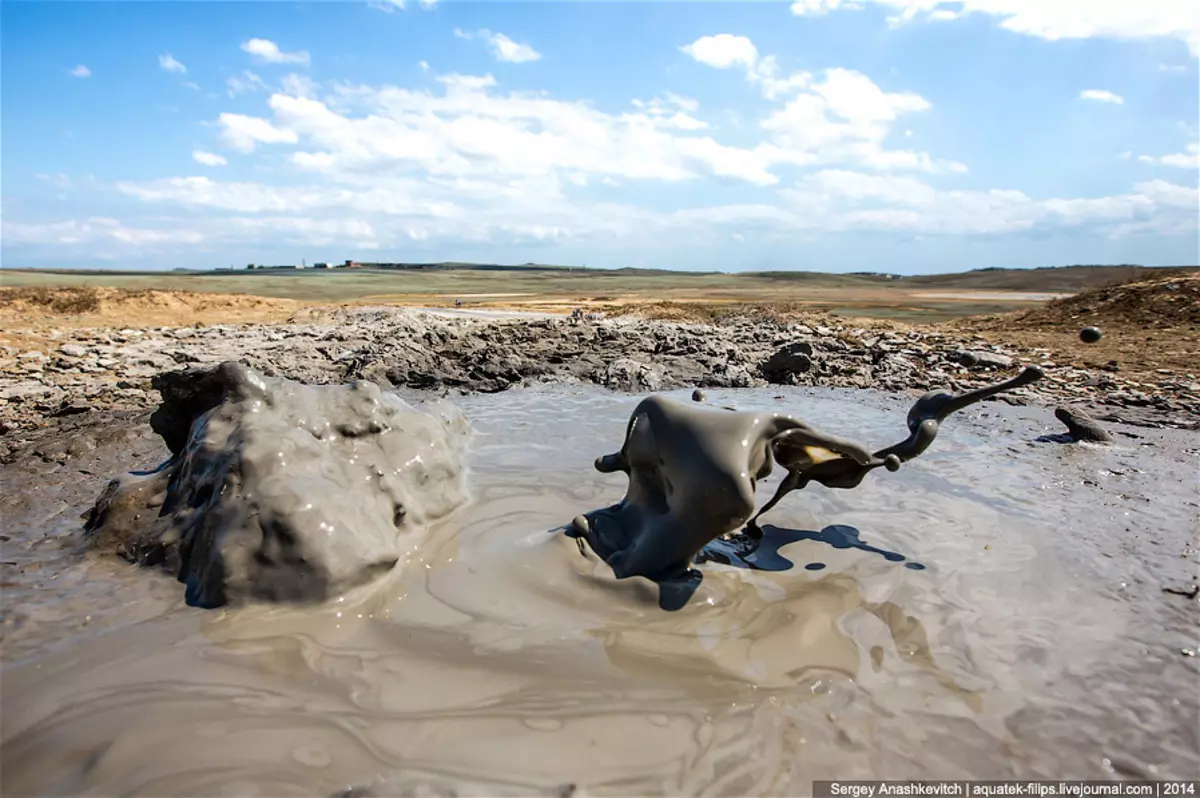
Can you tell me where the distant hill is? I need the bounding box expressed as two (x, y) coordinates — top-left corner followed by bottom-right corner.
(896, 264), (1199, 292)
(744, 264), (1199, 292)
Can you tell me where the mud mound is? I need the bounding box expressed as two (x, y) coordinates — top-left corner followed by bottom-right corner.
(84, 361), (472, 608)
(0, 286), (307, 330)
(956, 274), (1200, 333)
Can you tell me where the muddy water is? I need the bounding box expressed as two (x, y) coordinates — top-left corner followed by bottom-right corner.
(2, 385), (1197, 796)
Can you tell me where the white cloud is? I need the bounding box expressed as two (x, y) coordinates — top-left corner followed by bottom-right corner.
(159, 53), (187, 74)
(2, 217), (204, 247)
(26, 52), (1194, 260)
(456, 28), (542, 63)
(227, 70), (268, 97)
(779, 169), (1199, 237)
(1137, 140), (1200, 168)
(1080, 89), (1124, 104)
(789, 0), (862, 14)
(370, 0), (405, 10)
(183, 81), (201, 90)
(192, 150), (228, 167)
(241, 38), (310, 66)
(217, 112), (299, 152)
(789, 0), (1200, 57)
(683, 36), (960, 173)
(419, 60), (430, 72)
(488, 32), (542, 63)
(68, 64), (91, 78)
(681, 34), (759, 70)
(435, 73), (498, 91)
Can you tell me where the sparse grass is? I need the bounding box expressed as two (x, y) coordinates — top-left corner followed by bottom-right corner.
(0, 286), (104, 314)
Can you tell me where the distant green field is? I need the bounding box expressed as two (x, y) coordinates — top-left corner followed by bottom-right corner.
(0, 267), (870, 302)
(2, 263), (1196, 323)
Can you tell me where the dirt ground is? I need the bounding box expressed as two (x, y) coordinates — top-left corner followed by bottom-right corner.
(0, 286), (329, 349)
(2, 275), (1196, 386)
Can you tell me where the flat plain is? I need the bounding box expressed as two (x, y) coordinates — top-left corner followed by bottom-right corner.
(3, 263), (1193, 324)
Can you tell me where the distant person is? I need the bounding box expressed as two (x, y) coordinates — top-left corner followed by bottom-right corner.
(455, 299), (463, 308)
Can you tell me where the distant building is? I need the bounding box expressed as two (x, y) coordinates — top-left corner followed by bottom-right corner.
(314, 262), (332, 269)
(344, 260), (364, 268)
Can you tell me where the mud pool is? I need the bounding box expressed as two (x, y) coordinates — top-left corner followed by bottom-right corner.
(1, 384), (1197, 796)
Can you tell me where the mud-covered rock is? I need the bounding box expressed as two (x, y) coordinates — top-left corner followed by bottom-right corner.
(84, 361), (471, 608)
(762, 342), (814, 383)
(1054, 405), (1114, 443)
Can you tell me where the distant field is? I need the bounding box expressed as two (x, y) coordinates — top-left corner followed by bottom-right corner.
(2, 264), (1196, 323)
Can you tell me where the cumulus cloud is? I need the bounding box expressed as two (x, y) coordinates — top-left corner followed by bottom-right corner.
(683, 36), (961, 173)
(159, 53), (187, 73)
(241, 38), (310, 65)
(217, 112), (299, 152)
(21, 48), (1195, 260)
(68, 64), (91, 78)
(788, 0), (1200, 56)
(681, 34), (759, 70)
(192, 150), (228, 167)
(1080, 89), (1124, 104)
(455, 28), (542, 63)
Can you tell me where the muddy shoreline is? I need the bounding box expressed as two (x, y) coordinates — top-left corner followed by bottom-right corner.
(2, 307), (1196, 465)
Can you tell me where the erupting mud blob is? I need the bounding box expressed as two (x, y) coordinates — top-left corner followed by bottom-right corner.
(84, 361), (471, 608)
(571, 366), (1044, 581)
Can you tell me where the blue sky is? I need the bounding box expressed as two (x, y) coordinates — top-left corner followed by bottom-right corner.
(2, 0), (1197, 274)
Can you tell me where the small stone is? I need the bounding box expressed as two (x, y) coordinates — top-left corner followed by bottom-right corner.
(59, 344), (89, 358)
(958, 350), (1012, 369)
(1054, 405), (1113, 443)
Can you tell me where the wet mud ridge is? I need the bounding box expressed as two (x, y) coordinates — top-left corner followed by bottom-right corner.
(2, 306), (1196, 460)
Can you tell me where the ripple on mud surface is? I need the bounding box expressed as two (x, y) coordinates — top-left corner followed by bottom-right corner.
(1, 385), (1197, 795)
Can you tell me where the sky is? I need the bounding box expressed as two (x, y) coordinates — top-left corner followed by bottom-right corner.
(1, 0), (1198, 274)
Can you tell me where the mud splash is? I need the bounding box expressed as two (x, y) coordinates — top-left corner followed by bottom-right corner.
(2, 385), (1197, 795)
(571, 368), (1042, 582)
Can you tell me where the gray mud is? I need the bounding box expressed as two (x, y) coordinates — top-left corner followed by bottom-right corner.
(2, 308), (1197, 460)
(84, 362), (472, 608)
(2, 384), (1198, 795)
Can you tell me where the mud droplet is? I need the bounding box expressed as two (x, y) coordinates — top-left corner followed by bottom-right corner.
(646, 713), (670, 727)
(804, 562), (826, 571)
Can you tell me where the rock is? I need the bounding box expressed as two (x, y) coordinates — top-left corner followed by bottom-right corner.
(600, 358), (667, 393)
(58, 344), (89, 358)
(84, 362), (472, 608)
(1054, 406), (1113, 443)
(959, 350), (1013, 370)
(762, 342), (814, 383)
